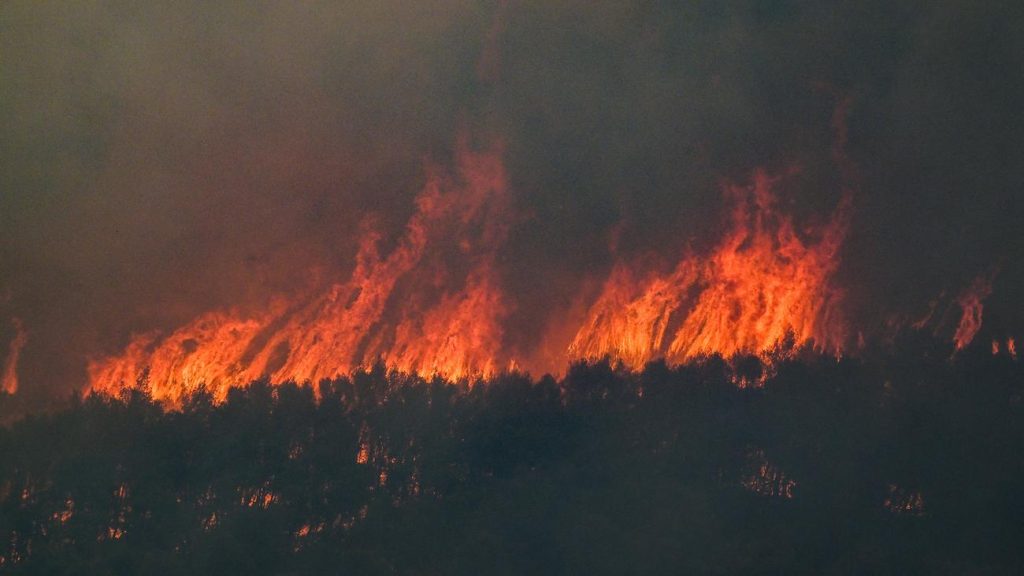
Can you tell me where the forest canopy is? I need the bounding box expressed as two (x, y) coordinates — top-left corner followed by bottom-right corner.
(1, 335), (1022, 575)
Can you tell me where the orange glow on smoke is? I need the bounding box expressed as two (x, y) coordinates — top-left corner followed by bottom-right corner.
(87, 148), (853, 403)
(569, 170), (849, 369)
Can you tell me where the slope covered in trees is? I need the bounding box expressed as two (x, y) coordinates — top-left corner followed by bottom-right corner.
(1, 337), (1022, 575)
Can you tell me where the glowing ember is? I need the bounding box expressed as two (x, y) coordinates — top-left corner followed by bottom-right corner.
(884, 484), (925, 516)
(569, 170), (849, 369)
(742, 449), (797, 499)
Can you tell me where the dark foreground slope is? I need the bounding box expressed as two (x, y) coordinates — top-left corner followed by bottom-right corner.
(1, 340), (1022, 575)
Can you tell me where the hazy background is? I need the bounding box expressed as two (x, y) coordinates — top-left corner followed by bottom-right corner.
(2, 0), (1022, 406)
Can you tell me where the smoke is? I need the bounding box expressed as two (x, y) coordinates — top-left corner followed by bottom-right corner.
(2, 0), (1022, 406)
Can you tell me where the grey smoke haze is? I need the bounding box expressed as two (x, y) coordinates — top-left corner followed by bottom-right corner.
(2, 0), (1023, 406)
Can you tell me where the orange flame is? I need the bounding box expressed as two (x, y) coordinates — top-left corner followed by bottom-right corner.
(2, 318), (27, 395)
(87, 149), (853, 403)
(953, 274), (994, 351)
(88, 137), (513, 403)
(992, 337), (1016, 359)
(569, 170), (849, 369)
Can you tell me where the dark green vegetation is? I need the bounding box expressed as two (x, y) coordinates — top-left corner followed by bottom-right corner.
(1, 338), (1022, 575)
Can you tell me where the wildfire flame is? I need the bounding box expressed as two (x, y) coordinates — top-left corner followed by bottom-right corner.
(88, 146), (854, 403)
(88, 137), (513, 403)
(2, 318), (27, 395)
(991, 337), (1016, 359)
(953, 274), (994, 351)
(569, 170), (849, 369)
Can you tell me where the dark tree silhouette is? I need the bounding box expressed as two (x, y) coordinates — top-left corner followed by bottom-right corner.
(1, 337), (1022, 574)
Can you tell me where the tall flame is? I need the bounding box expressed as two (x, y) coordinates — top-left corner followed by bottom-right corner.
(87, 155), (854, 403)
(950, 274), (991, 350)
(569, 170), (849, 369)
(2, 318), (27, 395)
(88, 137), (512, 403)
(952, 274), (994, 351)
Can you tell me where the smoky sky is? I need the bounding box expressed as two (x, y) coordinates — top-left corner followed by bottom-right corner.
(2, 0), (1023, 406)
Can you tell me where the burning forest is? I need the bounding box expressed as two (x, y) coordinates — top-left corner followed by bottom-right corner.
(86, 146), (858, 403)
(2, 1), (1023, 574)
